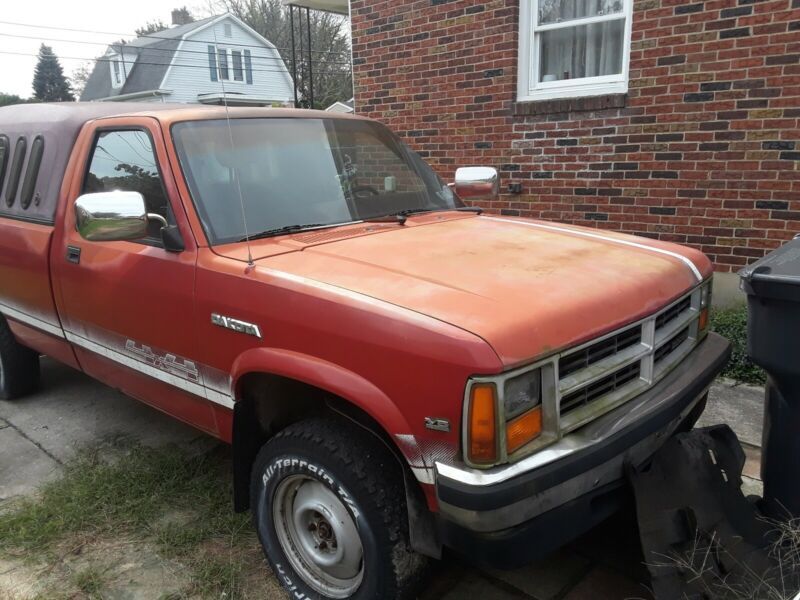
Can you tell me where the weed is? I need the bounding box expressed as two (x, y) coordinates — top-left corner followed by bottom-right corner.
(70, 566), (105, 597)
(0, 442), (270, 598)
(710, 305), (766, 386)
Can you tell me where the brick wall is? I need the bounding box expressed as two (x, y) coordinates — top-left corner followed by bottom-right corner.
(350, 0), (800, 272)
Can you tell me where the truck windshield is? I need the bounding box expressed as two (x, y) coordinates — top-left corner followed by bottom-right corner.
(171, 118), (462, 245)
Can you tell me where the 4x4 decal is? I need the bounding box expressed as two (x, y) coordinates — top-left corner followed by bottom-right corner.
(125, 339), (200, 382)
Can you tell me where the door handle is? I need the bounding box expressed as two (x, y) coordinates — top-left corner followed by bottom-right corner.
(66, 245), (81, 264)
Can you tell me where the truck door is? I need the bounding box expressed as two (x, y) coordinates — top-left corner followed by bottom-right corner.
(51, 117), (218, 436)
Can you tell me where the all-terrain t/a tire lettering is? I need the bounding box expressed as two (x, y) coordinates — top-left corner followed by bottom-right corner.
(251, 418), (427, 599)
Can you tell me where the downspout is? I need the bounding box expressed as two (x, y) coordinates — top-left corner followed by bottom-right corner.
(306, 6), (314, 109)
(290, 5), (299, 108)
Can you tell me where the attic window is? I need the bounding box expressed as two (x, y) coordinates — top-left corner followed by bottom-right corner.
(224, 23), (232, 37)
(112, 60), (121, 84)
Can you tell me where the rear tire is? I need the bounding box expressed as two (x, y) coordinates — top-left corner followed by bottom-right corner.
(250, 418), (427, 599)
(0, 316), (40, 400)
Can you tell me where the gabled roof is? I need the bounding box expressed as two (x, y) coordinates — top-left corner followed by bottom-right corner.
(81, 14), (275, 102)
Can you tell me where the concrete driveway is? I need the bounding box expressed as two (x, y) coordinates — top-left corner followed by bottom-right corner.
(0, 358), (764, 599)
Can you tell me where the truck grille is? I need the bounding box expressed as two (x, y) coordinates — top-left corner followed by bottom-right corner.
(557, 287), (703, 429)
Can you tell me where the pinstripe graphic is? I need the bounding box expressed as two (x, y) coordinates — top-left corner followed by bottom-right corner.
(484, 217), (704, 282)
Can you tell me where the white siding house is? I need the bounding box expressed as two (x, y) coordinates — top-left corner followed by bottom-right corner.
(81, 14), (294, 106)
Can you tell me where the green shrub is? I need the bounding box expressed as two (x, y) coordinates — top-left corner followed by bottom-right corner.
(710, 305), (766, 386)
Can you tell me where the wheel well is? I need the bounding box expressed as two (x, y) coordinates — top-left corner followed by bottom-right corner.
(231, 372), (441, 558)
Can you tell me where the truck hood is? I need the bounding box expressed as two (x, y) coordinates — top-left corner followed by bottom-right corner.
(258, 215), (710, 368)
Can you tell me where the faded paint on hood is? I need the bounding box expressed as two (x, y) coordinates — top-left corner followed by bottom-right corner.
(257, 216), (711, 368)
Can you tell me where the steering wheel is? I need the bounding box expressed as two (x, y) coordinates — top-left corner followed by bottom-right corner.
(350, 185), (380, 199)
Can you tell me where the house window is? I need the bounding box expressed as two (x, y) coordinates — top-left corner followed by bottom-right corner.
(112, 60), (121, 84)
(224, 23), (232, 37)
(232, 50), (244, 81)
(217, 48), (230, 80)
(517, 0), (632, 102)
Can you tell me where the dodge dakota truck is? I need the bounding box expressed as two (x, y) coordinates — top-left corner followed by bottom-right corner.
(0, 103), (730, 599)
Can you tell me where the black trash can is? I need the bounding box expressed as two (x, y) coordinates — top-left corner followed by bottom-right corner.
(740, 237), (800, 519)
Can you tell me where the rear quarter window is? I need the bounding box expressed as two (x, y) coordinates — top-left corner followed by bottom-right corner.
(0, 136), (9, 196)
(20, 135), (44, 210)
(4, 136), (27, 208)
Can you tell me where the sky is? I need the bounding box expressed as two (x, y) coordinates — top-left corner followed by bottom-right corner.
(0, 1), (209, 98)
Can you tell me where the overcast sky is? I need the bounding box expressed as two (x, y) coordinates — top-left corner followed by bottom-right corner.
(0, 1), (209, 98)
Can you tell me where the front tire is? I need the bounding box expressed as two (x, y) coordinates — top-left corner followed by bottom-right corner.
(250, 418), (427, 599)
(0, 316), (40, 400)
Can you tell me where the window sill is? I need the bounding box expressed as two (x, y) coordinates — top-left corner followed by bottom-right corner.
(512, 93), (627, 117)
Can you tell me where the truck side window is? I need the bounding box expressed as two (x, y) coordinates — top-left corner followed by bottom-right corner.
(0, 136), (9, 198)
(5, 137), (27, 208)
(83, 129), (173, 242)
(20, 135), (44, 210)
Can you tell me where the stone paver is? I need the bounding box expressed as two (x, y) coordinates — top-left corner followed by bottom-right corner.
(484, 550), (592, 600)
(562, 566), (652, 600)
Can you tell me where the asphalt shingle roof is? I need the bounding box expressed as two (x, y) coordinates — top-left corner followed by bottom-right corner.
(80, 15), (218, 101)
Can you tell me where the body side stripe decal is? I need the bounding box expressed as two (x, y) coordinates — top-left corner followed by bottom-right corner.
(0, 301), (66, 338)
(64, 331), (235, 409)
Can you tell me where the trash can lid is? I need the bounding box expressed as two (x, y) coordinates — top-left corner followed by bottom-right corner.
(739, 237), (800, 301)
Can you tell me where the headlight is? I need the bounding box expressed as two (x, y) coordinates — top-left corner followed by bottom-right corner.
(504, 370), (541, 418)
(465, 368), (544, 466)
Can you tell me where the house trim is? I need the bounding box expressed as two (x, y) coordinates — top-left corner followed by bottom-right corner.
(196, 92), (285, 106)
(96, 89), (172, 102)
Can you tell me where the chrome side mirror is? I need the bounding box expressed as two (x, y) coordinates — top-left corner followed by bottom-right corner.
(75, 191), (166, 242)
(454, 167), (499, 201)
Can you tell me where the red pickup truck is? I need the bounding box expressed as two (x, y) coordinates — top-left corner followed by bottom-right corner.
(0, 103), (729, 599)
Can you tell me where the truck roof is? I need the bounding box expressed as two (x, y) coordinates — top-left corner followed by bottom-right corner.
(0, 102), (361, 225)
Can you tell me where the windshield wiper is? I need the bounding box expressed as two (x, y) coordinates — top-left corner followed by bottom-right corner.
(238, 223), (330, 242)
(392, 206), (484, 218)
(363, 214), (408, 225)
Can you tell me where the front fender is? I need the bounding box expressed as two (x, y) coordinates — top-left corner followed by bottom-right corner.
(231, 347), (414, 438)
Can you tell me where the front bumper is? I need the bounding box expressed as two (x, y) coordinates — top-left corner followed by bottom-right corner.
(434, 332), (731, 568)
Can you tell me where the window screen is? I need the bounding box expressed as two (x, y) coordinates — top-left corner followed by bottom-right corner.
(232, 50), (243, 81)
(20, 135), (44, 210)
(5, 137), (27, 208)
(82, 129), (173, 241)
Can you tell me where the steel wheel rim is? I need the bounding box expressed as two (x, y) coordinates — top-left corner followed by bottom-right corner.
(272, 474), (364, 598)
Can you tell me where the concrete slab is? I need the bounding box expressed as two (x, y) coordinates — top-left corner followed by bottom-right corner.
(0, 358), (203, 465)
(699, 378), (764, 448)
(0, 426), (60, 499)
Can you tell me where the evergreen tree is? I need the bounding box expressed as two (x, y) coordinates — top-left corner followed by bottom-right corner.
(32, 45), (74, 102)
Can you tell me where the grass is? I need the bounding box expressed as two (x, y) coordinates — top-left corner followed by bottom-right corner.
(0, 440), (270, 598)
(710, 304), (767, 386)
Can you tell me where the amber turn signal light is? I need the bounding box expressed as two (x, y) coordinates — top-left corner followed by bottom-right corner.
(506, 406), (543, 454)
(699, 307), (709, 331)
(468, 383), (498, 464)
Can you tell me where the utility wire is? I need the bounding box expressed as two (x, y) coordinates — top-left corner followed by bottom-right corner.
(0, 31), (351, 67)
(0, 49), (349, 77)
(0, 18), (348, 56)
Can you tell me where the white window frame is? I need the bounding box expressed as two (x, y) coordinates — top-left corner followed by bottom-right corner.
(109, 54), (123, 89)
(217, 47), (231, 81)
(517, 0), (633, 102)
